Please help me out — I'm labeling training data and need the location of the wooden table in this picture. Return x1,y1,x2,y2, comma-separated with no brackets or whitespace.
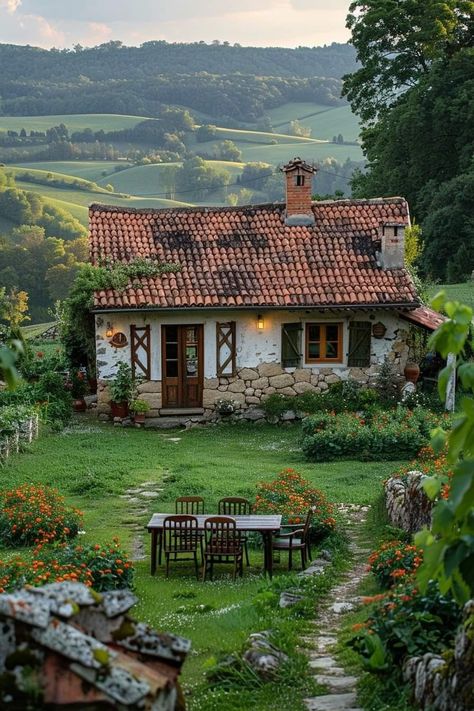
147,513,282,578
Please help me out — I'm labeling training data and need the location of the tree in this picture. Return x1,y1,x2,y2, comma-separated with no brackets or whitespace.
0,288,30,329
343,0,474,122
218,140,242,162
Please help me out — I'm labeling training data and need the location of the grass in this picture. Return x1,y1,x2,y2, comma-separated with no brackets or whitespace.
1,417,405,709
0,114,150,133
12,160,129,181
266,103,362,143
428,282,474,311
21,322,55,339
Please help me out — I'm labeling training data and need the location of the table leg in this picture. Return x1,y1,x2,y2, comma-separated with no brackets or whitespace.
150,530,157,575
263,532,273,579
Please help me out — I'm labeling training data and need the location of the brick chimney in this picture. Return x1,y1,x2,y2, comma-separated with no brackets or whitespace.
281,157,318,226
380,222,406,269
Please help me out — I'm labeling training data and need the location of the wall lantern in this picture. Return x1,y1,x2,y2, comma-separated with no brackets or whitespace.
257,314,265,331
372,321,387,339
105,322,114,338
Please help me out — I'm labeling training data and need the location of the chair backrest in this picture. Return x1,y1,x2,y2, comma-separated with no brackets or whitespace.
204,516,241,554
302,509,313,540
218,497,251,516
163,514,198,552
175,496,205,515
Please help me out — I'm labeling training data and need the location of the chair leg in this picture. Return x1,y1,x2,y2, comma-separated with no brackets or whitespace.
158,532,163,567
165,552,170,578
244,539,250,567
301,548,306,570
288,547,293,571
307,541,312,562
194,551,199,581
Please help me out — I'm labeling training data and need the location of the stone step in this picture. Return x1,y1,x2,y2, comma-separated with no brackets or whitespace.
304,693,358,710
314,675,358,692
309,657,343,672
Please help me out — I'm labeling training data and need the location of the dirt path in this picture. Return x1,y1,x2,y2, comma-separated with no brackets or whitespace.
302,504,371,711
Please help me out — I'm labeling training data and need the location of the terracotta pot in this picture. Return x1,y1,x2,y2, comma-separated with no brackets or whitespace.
404,362,420,384
73,398,87,412
110,401,129,418
134,413,146,424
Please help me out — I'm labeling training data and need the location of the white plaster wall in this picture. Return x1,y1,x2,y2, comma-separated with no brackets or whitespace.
95,309,408,381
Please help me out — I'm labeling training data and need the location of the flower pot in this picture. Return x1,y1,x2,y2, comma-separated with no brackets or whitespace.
110,401,129,419
404,362,420,384
73,398,87,412
134,412,146,424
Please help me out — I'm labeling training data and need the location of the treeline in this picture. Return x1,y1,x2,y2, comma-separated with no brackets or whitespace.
0,41,357,82
0,74,345,123
344,2,473,282
0,169,87,321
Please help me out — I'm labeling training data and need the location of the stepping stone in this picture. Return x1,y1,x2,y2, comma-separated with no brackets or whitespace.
309,656,342,671
315,636,337,651
329,601,355,614
304,692,358,710
314,675,358,692
139,491,160,498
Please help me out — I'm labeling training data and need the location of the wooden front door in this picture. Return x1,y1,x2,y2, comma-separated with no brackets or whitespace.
161,325,204,409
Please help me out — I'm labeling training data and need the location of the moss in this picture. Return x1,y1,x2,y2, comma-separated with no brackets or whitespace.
111,619,136,641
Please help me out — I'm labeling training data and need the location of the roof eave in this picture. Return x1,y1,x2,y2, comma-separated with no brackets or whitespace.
92,301,421,314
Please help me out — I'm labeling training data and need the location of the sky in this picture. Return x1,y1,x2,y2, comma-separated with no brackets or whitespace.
0,0,352,49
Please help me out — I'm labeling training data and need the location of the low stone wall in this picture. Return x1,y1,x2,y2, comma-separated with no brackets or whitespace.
403,601,474,711
384,471,434,534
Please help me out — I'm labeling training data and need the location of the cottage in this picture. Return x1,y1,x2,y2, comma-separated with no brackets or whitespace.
89,158,438,420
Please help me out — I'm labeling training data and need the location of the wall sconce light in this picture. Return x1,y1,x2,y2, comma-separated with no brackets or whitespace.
257,314,265,331
106,322,114,338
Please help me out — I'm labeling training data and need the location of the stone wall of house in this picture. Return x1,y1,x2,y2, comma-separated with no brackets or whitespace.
403,600,474,711
384,471,434,534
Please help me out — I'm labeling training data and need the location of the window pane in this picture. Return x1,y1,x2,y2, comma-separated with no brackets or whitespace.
166,360,178,377
326,342,339,359
326,324,339,341
308,324,320,341
166,325,178,342
186,345,198,376
186,326,197,343
166,343,178,360
308,342,320,359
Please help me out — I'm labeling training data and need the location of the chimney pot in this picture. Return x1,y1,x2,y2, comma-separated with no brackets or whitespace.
281,158,318,226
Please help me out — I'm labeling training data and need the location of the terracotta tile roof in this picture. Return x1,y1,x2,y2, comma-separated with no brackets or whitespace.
399,305,446,331
89,198,419,310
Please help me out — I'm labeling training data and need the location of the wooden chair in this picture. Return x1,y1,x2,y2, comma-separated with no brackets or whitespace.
175,496,205,515
218,497,251,566
162,515,200,579
271,510,313,571
202,516,243,581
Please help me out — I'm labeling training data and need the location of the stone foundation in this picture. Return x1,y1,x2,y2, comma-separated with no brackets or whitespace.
384,471,434,533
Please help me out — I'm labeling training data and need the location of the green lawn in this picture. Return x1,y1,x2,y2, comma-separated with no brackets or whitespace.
0,114,150,133
266,102,362,143
1,416,404,709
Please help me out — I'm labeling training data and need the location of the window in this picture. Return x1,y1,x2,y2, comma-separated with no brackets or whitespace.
347,321,371,367
295,174,305,186
305,323,343,363
216,322,236,376
281,323,302,367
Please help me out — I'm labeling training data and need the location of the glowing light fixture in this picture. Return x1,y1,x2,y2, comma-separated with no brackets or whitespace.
106,322,114,338
257,314,265,330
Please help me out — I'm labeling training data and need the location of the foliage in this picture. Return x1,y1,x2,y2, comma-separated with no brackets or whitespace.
261,381,380,419
34,371,73,429
415,293,474,604
301,407,442,462
0,538,133,592
109,362,134,404
350,581,462,671
68,368,87,399
253,468,336,534
129,398,150,414
0,483,82,547
404,223,422,269
19,344,66,380
0,287,30,329
368,540,423,589
374,357,399,405
0,403,37,440
392,445,453,497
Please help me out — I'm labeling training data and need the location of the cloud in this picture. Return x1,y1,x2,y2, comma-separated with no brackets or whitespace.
0,0,21,13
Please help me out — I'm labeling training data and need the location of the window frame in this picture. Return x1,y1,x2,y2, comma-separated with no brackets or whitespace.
305,322,344,364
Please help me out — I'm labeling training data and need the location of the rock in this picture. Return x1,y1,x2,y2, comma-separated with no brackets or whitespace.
319,381,329,391
246,396,260,405
310,374,320,386
325,374,340,385
279,591,304,608
228,380,246,393
269,373,295,389
137,381,161,393
263,386,276,395
258,363,284,377
203,390,223,407
308,656,342,671
204,378,219,390
279,386,297,396
281,410,296,421
329,602,355,614
293,368,311,382
298,565,325,577
84,395,97,407
243,631,288,679
244,387,255,396
320,549,332,562
293,381,316,394
243,408,265,421
314,675,358,691
238,368,259,381
252,377,269,390
304,693,358,710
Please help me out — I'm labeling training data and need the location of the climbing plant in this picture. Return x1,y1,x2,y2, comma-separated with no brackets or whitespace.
416,292,474,603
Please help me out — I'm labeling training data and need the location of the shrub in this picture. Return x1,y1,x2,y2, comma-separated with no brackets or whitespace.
301,406,443,461
109,362,134,403
34,371,73,429
368,540,423,589
0,538,133,592
254,468,336,536
350,581,462,670
19,346,67,381
391,445,453,497
0,483,82,547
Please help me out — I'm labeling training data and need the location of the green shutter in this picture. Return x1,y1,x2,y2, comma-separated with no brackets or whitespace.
348,322,371,367
281,323,302,368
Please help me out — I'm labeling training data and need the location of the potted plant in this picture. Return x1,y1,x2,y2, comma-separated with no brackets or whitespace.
215,398,236,416
130,398,151,424
70,369,87,412
109,362,133,418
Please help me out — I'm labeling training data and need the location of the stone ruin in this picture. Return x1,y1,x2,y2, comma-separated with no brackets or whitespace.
384,470,434,533
0,582,190,709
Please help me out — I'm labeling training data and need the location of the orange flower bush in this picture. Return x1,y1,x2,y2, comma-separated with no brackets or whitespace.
367,540,423,589
254,468,336,535
0,484,83,547
392,445,453,498
0,537,133,593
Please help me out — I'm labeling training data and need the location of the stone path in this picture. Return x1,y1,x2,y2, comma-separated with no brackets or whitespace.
120,479,165,560
302,504,371,711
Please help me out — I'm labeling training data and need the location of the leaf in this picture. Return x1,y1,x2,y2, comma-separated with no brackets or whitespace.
423,476,442,500
437,364,453,401
431,291,446,312
443,542,468,578
430,427,447,455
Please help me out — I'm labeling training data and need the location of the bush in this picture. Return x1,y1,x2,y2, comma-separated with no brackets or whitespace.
0,538,134,592
0,483,82,547
350,581,462,670
261,381,380,419
34,371,73,428
368,540,423,589
254,468,336,536
19,346,67,381
301,406,442,461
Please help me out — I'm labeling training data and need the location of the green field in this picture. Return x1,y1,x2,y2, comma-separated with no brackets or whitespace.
206,126,327,145
266,103,361,143
236,139,363,164
429,283,474,311
0,114,150,133
10,160,128,181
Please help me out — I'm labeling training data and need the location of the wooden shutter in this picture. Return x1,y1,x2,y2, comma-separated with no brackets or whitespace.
347,321,371,367
281,323,302,368
130,325,151,379
216,322,236,376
